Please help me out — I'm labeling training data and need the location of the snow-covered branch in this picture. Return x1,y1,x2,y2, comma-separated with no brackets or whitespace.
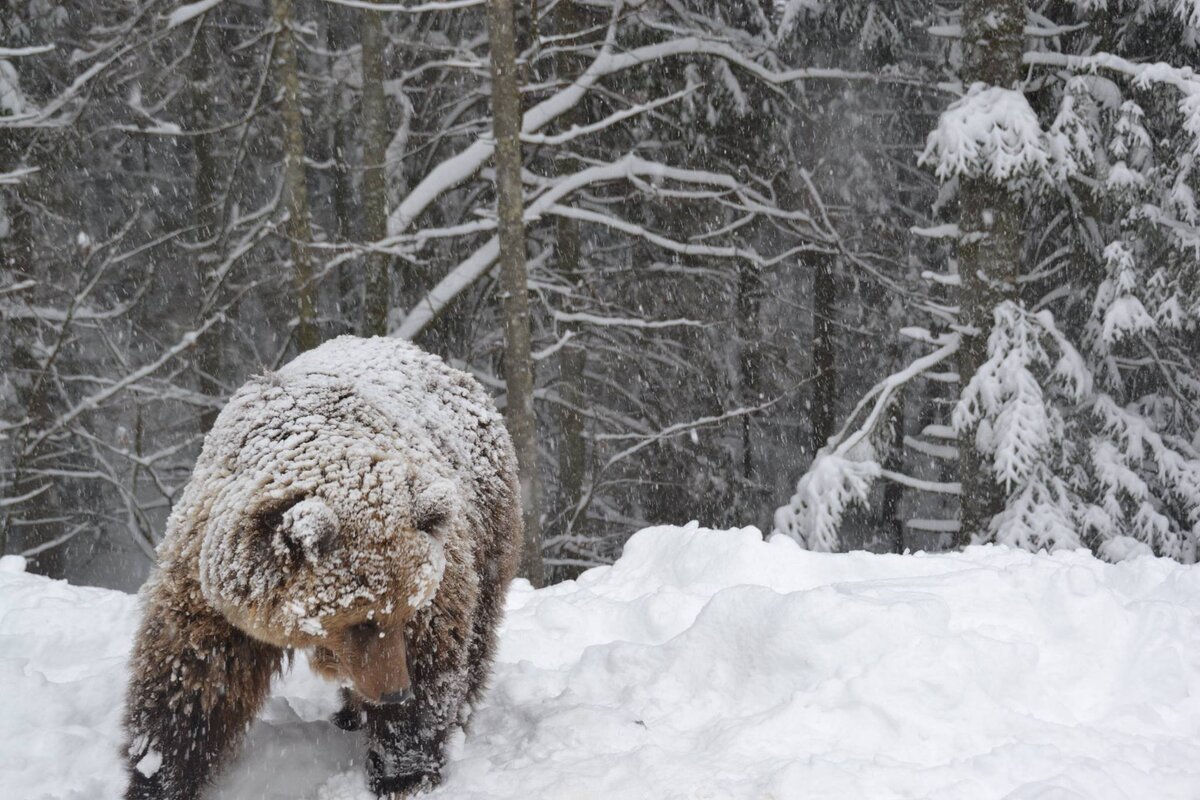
774,337,961,551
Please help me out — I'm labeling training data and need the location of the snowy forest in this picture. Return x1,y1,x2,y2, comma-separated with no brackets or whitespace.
3,0,1200,591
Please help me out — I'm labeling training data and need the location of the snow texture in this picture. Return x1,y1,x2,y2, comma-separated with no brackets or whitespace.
6,524,1200,799
921,84,1050,185
1093,242,1157,347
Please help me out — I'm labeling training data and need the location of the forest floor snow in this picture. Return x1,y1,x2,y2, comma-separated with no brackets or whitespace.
4,524,1200,799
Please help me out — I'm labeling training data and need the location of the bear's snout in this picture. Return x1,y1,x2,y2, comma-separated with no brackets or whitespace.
338,621,412,705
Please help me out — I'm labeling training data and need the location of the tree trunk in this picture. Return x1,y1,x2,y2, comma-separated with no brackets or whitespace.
333,110,357,331
271,0,319,353
550,0,591,548
737,260,763,482
555,212,587,539
361,1,390,337
955,0,1024,546
881,362,906,554
190,15,224,432
810,251,837,457
488,0,544,587
324,2,358,332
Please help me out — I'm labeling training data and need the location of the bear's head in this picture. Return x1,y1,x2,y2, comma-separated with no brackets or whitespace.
193,378,461,704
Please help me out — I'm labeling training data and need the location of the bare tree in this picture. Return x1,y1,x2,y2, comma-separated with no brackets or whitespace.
189,13,225,432
361,0,390,337
271,0,318,353
488,0,544,586
810,251,838,456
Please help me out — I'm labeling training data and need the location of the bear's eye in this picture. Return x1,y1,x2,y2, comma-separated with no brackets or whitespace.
252,494,305,535
413,505,449,535
412,480,456,537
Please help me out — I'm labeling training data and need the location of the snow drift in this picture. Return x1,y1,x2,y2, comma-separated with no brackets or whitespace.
4,525,1200,799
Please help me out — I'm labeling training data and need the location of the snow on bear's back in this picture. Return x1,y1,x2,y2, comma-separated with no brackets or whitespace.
185,335,510,544
277,336,506,480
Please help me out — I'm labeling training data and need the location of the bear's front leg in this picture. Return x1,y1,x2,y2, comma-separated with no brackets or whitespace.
123,584,281,800
364,688,458,798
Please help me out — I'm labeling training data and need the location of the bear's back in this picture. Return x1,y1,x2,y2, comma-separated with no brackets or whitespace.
275,336,515,505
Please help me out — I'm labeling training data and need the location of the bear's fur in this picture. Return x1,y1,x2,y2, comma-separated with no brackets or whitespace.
122,336,522,799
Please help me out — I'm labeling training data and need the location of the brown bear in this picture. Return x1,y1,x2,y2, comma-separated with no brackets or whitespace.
122,336,522,799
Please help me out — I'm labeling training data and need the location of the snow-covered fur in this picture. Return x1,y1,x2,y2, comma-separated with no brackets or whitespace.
122,336,522,799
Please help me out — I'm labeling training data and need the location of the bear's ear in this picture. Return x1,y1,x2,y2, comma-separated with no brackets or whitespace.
276,496,339,563
413,480,457,537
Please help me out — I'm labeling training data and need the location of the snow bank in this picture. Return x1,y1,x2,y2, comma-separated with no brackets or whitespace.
4,526,1200,799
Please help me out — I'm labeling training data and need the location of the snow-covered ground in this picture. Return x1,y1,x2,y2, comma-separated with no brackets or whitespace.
4,524,1200,799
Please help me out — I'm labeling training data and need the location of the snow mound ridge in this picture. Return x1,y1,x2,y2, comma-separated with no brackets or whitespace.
4,525,1200,799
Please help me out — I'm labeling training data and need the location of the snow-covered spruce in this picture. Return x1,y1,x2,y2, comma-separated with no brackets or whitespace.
7,525,1200,798
778,5,1200,557
121,336,521,799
